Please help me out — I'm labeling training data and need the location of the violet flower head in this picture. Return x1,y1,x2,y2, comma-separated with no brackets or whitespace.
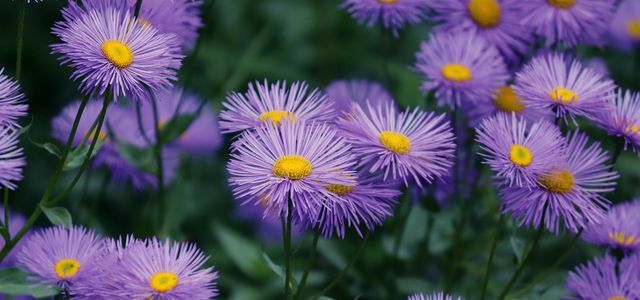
596,89,640,155
340,0,430,36
0,69,28,128
565,254,640,300
582,199,640,252
408,292,463,300
415,31,508,108
51,99,109,149
609,0,640,51
464,84,553,126
0,127,26,190
325,79,394,116
234,201,303,243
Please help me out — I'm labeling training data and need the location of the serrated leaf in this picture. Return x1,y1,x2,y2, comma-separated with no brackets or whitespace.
0,268,61,297
159,113,198,144
40,206,72,228
510,236,525,264
62,140,105,171
213,224,270,279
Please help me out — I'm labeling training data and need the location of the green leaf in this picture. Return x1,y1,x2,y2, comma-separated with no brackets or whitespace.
510,236,525,264
0,268,61,297
213,224,270,279
159,113,198,144
35,143,62,158
62,140,105,171
17,118,32,136
115,142,157,174
40,205,72,228
261,252,284,278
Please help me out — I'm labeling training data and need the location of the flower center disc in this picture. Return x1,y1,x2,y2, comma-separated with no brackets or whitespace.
378,0,397,3
494,86,524,113
540,170,575,193
273,155,312,180
509,144,533,167
549,87,578,104
84,128,107,143
607,296,629,300
627,20,640,39
548,0,576,9
54,258,80,279
441,64,472,83
379,131,412,154
608,232,638,247
467,0,501,28
101,40,134,68
326,184,355,196
150,272,179,293
259,110,294,125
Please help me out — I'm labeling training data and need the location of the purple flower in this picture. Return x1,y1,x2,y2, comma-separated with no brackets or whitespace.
340,0,429,36
408,292,463,300
464,84,553,126
324,79,394,116
415,31,508,108
16,226,104,291
219,81,335,134
0,205,27,267
0,69,28,128
595,89,640,155
514,53,616,124
516,0,615,47
51,7,183,102
234,202,303,243
609,0,640,51
427,0,532,63
227,121,356,222
582,199,640,252
51,99,109,149
0,127,26,190
476,113,564,188
499,131,618,234
338,102,455,187
565,254,640,300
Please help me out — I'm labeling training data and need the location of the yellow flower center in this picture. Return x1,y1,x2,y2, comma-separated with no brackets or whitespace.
493,86,524,113
150,272,179,293
540,169,575,193
467,0,501,28
259,110,295,125
608,296,629,300
625,124,640,135
509,144,533,167
441,64,472,82
101,40,134,68
608,232,638,247
547,0,576,9
272,155,312,180
83,128,107,143
550,87,578,104
378,0,397,3
326,184,355,196
627,20,640,39
379,131,412,154
54,258,80,280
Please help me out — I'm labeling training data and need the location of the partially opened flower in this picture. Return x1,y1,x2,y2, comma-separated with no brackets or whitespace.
52,7,182,101
408,292,463,300
0,127,26,190
517,0,615,47
340,0,430,36
565,254,640,300
427,0,532,62
465,84,553,125
415,31,508,108
339,102,455,187
582,199,640,252
219,81,334,134
596,89,640,155
609,0,640,51
16,226,104,291
499,131,618,234
325,79,394,116
476,113,564,187
0,205,27,267
515,53,615,124
0,69,28,127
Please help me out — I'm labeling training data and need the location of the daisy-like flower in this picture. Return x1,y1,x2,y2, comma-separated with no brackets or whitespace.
515,53,616,124
0,69,28,127
565,254,640,300
609,0,640,51
427,0,532,62
582,199,640,252
499,130,618,234
51,7,183,102
340,0,430,36
16,226,104,291
476,113,564,188
0,205,27,267
415,31,508,108
227,121,356,221
325,79,394,116
464,84,553,125
517,0,615,47
408,291,463,300
338,102,455,187
219,81,335,134
0,127,26,190
596,89,640,155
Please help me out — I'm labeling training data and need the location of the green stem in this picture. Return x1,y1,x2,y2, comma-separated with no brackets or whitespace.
3,189,9,236
282,199,293,299
151,100,167,235
293,229,321,300
134,0,144,18
391,198,410,261
379,24,392,93
610,139,624,170
480,214,506,300
314,232,369,298
497,224,545,300
16,0,25,81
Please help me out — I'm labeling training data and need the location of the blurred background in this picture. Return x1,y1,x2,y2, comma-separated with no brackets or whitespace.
2,0,640,299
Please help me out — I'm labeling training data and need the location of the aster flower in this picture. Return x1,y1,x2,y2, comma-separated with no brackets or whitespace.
499,130,618,234
220,81,334,134
427,0,532,62
235,201,303,243
609,0,640,51
51,99,110,149
408,291,463,300
324,79,394,116
0,205,27,267
415,31,508,108
338,102,455,187
340,0,430,36
0,127,26,190
582,199,640,252
517,0,615,47
595,89,640,155
514,53,616,124
227,121,356,221
476,113,564,188
16,226,104,291
51,7,183,102
0,69,28,127
464,84,553,125
565,254,640,300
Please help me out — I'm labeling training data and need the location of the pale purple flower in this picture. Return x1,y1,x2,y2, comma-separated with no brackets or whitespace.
464,84,553,126
582,199,640,252
408,292,463,300
0,69,28,128
565,254,640,300
609,0,640,51
0,127,25,190
596,89,640,155
324,79,394,116
340,0,430,36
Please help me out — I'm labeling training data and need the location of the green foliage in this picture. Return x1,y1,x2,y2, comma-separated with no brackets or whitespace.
0,268,60,297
